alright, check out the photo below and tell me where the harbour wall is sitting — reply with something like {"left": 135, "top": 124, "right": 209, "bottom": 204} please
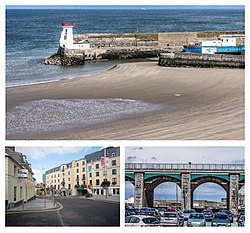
{"left": 74, "top": 31, "right": 244, "bottom": 47}
{"left": 43, "top": 31, "right": 245, "bottom": 66}
{"left": 158, "top": 52, "right": 245, "bottom": 68}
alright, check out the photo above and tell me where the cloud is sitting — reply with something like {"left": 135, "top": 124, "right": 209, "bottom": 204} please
{"left": 17, "top": 147, "right": 88, "bottom": 161}
{"left": 32, "top": 168, "right": 43, "bottom": 184}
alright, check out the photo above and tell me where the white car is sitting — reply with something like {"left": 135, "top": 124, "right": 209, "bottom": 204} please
{"left": 125, "top": 215, "right": 161, "bottom": 227}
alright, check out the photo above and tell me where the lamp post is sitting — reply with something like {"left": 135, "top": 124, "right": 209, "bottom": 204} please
{"left": 188, "top": 162, "right": 192, "bottom": 209}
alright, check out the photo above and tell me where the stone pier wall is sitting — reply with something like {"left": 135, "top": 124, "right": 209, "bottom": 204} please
{"left": 158, "top": 52, "right": 245, "bottom": 68}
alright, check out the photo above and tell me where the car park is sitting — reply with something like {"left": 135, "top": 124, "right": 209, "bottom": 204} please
{"left": 125, "top": 215, "right": 161, "bottom": 227}
{"left": 211, "top": 213, "right": 231, "bottom": 227}
{"left": 182, "top": 209, "right": 196, "bottom": 220}
{"left": 187, "top": 213, "right": 206, "bottom": 227}
{"left": 160, "top": 211, "right": 184, "bottom": 226}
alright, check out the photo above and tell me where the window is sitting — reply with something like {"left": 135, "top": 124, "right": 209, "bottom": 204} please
{"left": 96, "top": 179, "right": 100, "bottom": 185}
{"left": 58, "top": 174, "right": 59, "bottom": 177}
{"left": 68, "top": 178, "right": 70, "bottom": 181}
{"left": 14, "top": 187, "right": 17, "bottom": 202}
{"left": 82, "top": 167, "right": 85, "bottom": 172}
{"left": 82, "top": 161, "right": 85, "bottom": 165}
{"left": 20, "top": 187, "right": 22, "bottom": 199}
{"left": 89, "top": 173, "right": 92, "bottom": 178}
{"left": 96, "top": 164, "right": 99, "bottom": 169}
{"left": 96, "top": 171, "right": 99, "bottom": 177}
{"left": 58, "top": 179, "right": 60, "bottom": 182}
{"left": 89, "top": 180, "right": 92, "bottom": 185}
{"left": 68, "top": 171, "right": 70, "bottom": 175}
{"left": 76, "top": 163, "right": 79, "bottom": 167}
{"left": 112, "top": 169, "right": 117, "bottom": 175}
{"left": 76, "top": 169, "right": 79, "bottom": 173}
{"left": 14, "top": 165, "right": 17, "bottom": 176}
{"left": 112, "top": 178, "right": 117, "bottom": 184}
{"left": 112, "top": 160, "right": 116, "bottom": 166}
{"left": 82, "top": 174, "right": 85, "bottom": 180}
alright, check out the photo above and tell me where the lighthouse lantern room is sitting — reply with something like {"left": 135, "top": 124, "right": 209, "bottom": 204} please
{"left": 60, "top": 22, "right": 75, "bottom": 49}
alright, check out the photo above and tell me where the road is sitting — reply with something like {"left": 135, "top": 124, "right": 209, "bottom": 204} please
{"left": 6, "top": 197, "right": 120, "bottom": 226}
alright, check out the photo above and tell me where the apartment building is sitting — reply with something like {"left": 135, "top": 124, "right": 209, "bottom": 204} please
{"left": 45, "top": 147, "right": 120, "bottom": 199}
{"left": 5, "top": 147, "right": 36, "bottom": 209}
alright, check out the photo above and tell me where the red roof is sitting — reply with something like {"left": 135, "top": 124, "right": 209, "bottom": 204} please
{"left": 62, "top": 22, "right": 75, "bottom": 27}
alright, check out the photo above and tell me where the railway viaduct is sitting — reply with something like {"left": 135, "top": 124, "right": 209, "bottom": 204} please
{"left": 125, "top": 163, "right": 245, "bottom": 215}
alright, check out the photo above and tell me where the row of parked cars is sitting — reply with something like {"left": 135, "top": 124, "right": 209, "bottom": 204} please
{"left": 125, "top": 207, "right": 245, "bottom": 227}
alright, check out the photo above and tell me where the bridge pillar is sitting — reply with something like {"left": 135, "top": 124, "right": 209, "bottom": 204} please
{"left": 229, "top": 174, "right": 239, "bottom": 215}
{"left": 181, "top": 173, "right": 191, "bottom": 210}
{"left": 134, "top": 172, "right": 144, "bottom": 209}
{"left": 144, "top": 188, "right": 154, "bottom": 207}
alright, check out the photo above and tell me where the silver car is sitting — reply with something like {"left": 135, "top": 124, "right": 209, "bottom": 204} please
{"left": 160, "top": 211, "right": 184, "bottom": 226}
{"left": 125, "top": 215, "right": 161, "bottom": 227}
{"left": 187, "top": 213, "right": 206, "bottom": 227}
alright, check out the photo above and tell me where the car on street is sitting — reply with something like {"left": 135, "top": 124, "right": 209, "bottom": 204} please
{"left": 187, "top": 213, "right": 206, "bottom": 227}
{"left": 125, "top": 215, "right": 161, "bottom": 227}
{"left": 160, "top": 211, "right": 184, "bottom": 226}
{"left": 202, "top": 209, "right": 214, "bottom": 221}
{"left": 182, "top": 209, "right": 196, "bottom": 220}
{"left": 218, "top": 209, "right": 233, "bottom": 222}
{"left": 238, "top": 214, "right": 245, "bottom": 227}
{"left": 211, "top": 213, "right": 231, "bottom": 227}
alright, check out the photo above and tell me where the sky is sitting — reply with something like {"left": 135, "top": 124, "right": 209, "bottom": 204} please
{"left": 16, "top": 146, "right": 103, "bottom": 183}
{"left": 125, "top": 146, "right": 245, "bottom": 202}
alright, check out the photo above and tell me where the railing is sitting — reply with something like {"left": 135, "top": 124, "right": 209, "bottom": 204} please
{"left": 125, "top": 163, "right": 244, "bottom": 171}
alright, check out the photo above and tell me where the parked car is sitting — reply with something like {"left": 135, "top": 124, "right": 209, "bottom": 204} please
{"left": 218, "top": 210, "right": 233, "bottom": 222}
{"left": 182, "top": 209, "right": 196, "bottom": 220}
{"left": 160, "top": 211, "right": 184, "bottom": 226}
{"left": 202, "top": 209, "right": 214, "bottom": 221}
{"left": 211, "top": 213, "right": 231, "bottom": 227}
{"left": 125, "top": 215, "right": 161, "bottom": 227}
{"left": 187, "top": 213, "right": 206, "bottom": 227}
{"left": 237, "top": 211, "right": 245, "bottom": 222}
{"left": 238, "top": 214, "right": 245, "bottom": 227}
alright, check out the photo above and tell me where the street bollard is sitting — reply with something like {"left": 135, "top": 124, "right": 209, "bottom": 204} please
{"left": 22, "top": 199, "right": 24, "bottom": 210}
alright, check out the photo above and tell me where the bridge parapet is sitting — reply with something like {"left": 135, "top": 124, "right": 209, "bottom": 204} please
{"left": 125, "top": 163, "right": 244, "bottom": 173}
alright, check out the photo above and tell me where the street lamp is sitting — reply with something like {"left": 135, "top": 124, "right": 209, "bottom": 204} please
{"left": 188, "top": 162, "right": 192, "bottom": 209}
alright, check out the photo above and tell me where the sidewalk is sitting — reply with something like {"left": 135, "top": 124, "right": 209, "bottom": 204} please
{"left": 6, "top": 196, "right": 60, "bottom": 213}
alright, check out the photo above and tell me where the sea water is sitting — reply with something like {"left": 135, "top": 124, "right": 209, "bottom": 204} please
{"left": 6, "top": 6, "right": 245, "bottom": 87}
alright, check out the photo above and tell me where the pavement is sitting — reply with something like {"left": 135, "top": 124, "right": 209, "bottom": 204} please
{"left": 6, "top": 196, "right": 61, "bottom": 213}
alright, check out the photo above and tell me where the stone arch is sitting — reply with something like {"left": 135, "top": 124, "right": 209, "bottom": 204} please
{"left": 144, "top": 175, "right": 181, "bottom": 207}
{"left": 190, "top": 176, "right": 229, "bottom": 209}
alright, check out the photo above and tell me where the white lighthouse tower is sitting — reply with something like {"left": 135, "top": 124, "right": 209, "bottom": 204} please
{"left": 60, "top": 22, "right": 75, "bottom": 49}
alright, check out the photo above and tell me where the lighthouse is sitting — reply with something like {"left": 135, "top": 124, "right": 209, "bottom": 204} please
{"left": 59, "top": 22, "right": 75, "bottom": 49}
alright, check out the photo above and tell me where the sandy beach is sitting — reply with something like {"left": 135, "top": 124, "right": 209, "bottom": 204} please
{"left": 6, "top": 61, "right": 244, "bottom": 140}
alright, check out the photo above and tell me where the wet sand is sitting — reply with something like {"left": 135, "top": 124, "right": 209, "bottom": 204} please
{"left": 6, "top": 61, "right": 244, "bottom": 140}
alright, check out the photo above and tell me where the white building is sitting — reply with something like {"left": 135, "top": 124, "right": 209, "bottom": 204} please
{"left": 59, "top": 22, "right": 90, "bottom": 50}
{"left": 5, "top": 147, "right": 36, "bottom": 210}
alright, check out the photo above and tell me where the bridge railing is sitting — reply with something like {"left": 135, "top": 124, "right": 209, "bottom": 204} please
{"left": 125, "top": 163, "right": 245, "bottom": 171}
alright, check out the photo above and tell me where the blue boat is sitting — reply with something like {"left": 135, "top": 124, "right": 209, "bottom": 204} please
{"left": 183, "top": 37, "right": 245, "bottom": 54}
{"left": 183, "top": 45, "right": 245, "bottom": 54}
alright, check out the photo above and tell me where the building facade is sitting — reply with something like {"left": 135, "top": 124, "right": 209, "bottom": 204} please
{"left": 45, "top": 147, "right": 120, "bottom": 199}
{"left": 5, "top": 147, "right": 36, "bottom": 209}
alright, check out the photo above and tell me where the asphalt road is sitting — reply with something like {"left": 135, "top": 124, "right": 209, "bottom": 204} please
{"left": 6, "top": 197, "right": 120, "bottom": 226}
